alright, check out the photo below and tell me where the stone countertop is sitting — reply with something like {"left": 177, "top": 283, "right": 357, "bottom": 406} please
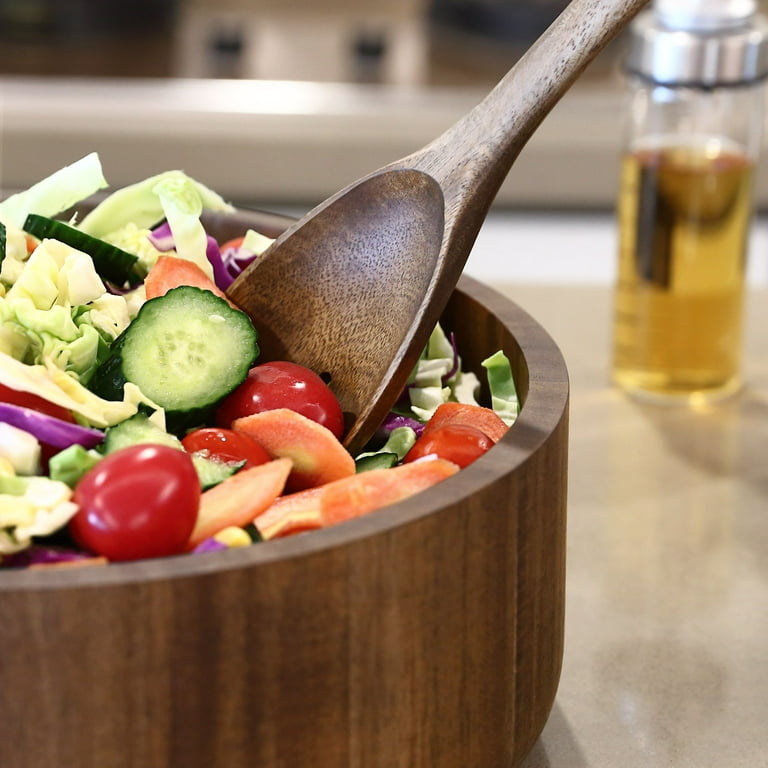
{"left": 503, "top": 282, "right": 768, "bottom": 767}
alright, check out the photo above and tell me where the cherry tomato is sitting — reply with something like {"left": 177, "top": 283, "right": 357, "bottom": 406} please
{"left": 181, "top": 427, "right": 271, "bottom": 469}
{"left": 216, "top": 361, "right": 345, "bottom": 439}
{"left": 0, "top": 383, "right": 74, "bottom": 422}
{"left": 403, "top": 423, "right": 494, "bottom": 468}
{"left": 70, "top": 444, "right": 200, "bottom": 562}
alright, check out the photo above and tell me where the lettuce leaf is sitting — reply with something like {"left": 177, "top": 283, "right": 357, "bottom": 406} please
{"left": 78, "top": 169, "right": 234, "bottom": 237}
{"left": 0, "top": 238, "right": 132, "bottom": 382}
{"left": 0, "top": 473, "right": 78, "bottom": 554}
{"left": 0, "top": 153, "right": 107, "bottom": 228}
{"left": 0, "top": 351, "right": 160, "bottom": 428}
{"left": 153, "top": 175, "right": 214, "bottom": 278}
{"left": 481, "top": 350, "right": 519, "bottom": 426}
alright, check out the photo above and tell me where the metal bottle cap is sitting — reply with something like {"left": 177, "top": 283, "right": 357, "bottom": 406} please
{"left": 656, "top": 0, "right": 756, "bottom": 32}
{"left": 626, "top": 0, "right": 768, "bottom": 86}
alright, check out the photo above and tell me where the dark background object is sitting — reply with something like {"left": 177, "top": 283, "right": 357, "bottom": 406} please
{"left": 431, "top": 0, "right": 570, "bottom": 45}
{"left": 0, "top": 0, "right": 177, "bottom": 77}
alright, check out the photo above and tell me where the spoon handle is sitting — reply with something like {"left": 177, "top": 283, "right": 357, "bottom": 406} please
{"left": 410, "top": 0, "right": 649, "bottom": 223}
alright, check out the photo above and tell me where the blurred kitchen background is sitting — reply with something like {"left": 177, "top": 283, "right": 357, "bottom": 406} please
{"left": 1, "top": 0, "right": 768, "bottom": 285}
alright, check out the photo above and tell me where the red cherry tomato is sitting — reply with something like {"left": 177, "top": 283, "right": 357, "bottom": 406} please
{"left": 70, "top": 444, "right": 200, "bottom": 562}
{"left": 403, "top": 423, "right": 494, "bottom": 468}
{"left": 216, "top": 361, "right": 344, "bottom": 439}
{"left": 181, "top": 427, "right": 271, "bottom": 469}
{"left": 0, "top": 383, "right": 74, "bottom": 422}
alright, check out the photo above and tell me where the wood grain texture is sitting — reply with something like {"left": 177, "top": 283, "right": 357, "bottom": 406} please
{"left": 0, "top": 210, "right": 569, "bottom": 768}
{"left": 226, "top": 0, "right": 647, "bottom": 454}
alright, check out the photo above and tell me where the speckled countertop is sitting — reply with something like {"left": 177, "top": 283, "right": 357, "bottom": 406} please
{"left": 505, "top": 282, "right": 768, "bottom": 767}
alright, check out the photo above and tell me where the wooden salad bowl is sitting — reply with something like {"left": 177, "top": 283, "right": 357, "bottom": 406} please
{"left": 0, "top": 209, "right": 569, "bottom": 768}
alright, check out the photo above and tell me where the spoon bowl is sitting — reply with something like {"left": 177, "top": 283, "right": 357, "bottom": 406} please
{"left": 228, "top": 0, "right": 651, "bottom": 452}
{"left": 230, "top": 169, "right": 445, "bottom": 438}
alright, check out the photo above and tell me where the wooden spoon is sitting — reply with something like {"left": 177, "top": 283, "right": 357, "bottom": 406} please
{"left": 227, "top": 0, "right": 649, "bottom": 454}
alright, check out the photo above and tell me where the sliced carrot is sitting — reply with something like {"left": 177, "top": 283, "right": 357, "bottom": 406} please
{"left": 220, "top": 236, "right": 245, "bottom": 253}
{"left": 254, "top": 456, "right": 458, "bottom": 539}
{"left": 144, "top": 254, "right": 239, "bottom": 309}
{"left": 187, "top": 457, "right": 292, "bottom": 549}
{"left": 253, "top": 487, "right": 324, "bottom": 540}
{"left": 423, "top": 402, "right": 509, "bottom": 443}
{"left": 232, "top": 408, "right": 355, "bottom": 493}
{"left": 25, "top": 234, "right": 40, "bottom": 254}
{"left": 319, "top": 456, "right": 459, "bottom": 527}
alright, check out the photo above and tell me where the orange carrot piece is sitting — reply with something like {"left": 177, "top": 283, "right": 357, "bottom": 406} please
{"left": 423, "top": 402, "right": 509, "bottom": 443}
{"left": 187, "top": 457, "right": 292, "bottom": 548}
{"left": 253, "top": 487, "right": 324, "bottom": 540}
{"left": 144, "top": 254, "right": 239, "bottom": 309}
{"left": 232, "top": 408, "right": 355, "bottom": 493}
{"left": 319, "top": 457, "right": 459, "bottom": 526}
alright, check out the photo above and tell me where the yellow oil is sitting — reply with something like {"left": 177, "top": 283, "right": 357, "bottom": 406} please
{"left": 611, "top": 143, "right": 754, "bottom": 401}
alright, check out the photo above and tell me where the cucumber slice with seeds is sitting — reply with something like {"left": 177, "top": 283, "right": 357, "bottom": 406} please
{"left": 90, "top": 286, "right": 259, "bottom": 431}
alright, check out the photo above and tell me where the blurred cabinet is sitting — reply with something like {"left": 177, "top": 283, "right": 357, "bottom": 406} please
{"left": 173, "top": 0, "right": 431, "bottom": 83}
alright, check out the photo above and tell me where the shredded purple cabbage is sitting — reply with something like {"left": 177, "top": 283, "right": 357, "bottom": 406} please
{"left": 148, "top": 222, "right": 237, "bottom": 292}
{"left": 0, "top": 402, "right": 104, "bottom": 449}
{"left": 206, "top": 237, "right": 232, "bottom": 290}
{"left": 147, "top": 221, "right": 175, "bottom": 252}
{"left": 192, "top": 537, "right": 229, "bottom": 554}
{"left": 1, "top": 544, "right": 95, "bottom": 568}
{"left": 380, "top": 412, "right": 426, "bottom": 437}
{"left": 221, "top": 244, "right": 258, "bottom": 283}
{"left": 104, "top": 281, "right": 138, "bottom": 296}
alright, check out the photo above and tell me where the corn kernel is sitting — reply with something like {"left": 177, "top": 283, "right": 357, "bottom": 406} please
{"left": 213, "top": 526, "right": 252, "bottom": 548}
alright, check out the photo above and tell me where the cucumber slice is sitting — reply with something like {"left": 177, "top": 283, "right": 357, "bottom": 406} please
{"left": 91, "top": 286, "right": 259, "bottom": 432}
{"left": 23, "top": 213, "right": 142, "bottom": 286}
{"left": 104, "top": 412, "right": 181, "bottom": 454}
{"left": 191, "top": 454, "right": 242, "bottom": 491}
{"left": 355, "top": 452, "right": 398, "bottom": 472}
{"left": 104, "top": 413, "right": 242, "bottom": 490}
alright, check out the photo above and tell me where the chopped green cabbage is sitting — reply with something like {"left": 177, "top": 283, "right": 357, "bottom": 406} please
{"left": 0, "top": 473, "right": 78, "bottom": 554}
{"left": 79, "top": 169, "right": 234, "bottom": 236}
{"left": 47, "top": 444, "right": 102, "bottom": 487}
{"left": 0, "top": 152, "right": 107, "bottom": 228}
{"left": 356, "top": 426, "right": 417, "bottom": 464}
{"left": 0, "top": 422, "right": 41, "bottom": 475}
{"left": 481, "top": 350, "right": 519, "bottom": 426}
{"left": 0, "top": 238, "right": 133, "bottom": 383}
{"left": 0, "top": 220, "right": 35, "bottom": 286}
{"left": 241, "top": 228, "right": 276, "bottom": 255}
{"left": 405, "top": 324, "right": 517, "bottom": 427}
{"left": 408, "top": 323, "right": 479, "bottom": 421}
{"left": 0, "top": 351, "right": 162, "bottom": 428}
{"left": 153, "top": 175, "right": 213, "bottom": 278}
{"left": 103, "top": 222, "right": 169, "bottom": 276}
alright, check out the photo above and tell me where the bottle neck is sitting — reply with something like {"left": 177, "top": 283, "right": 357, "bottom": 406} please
{"left": 625, "top": 8, "right": 768, "bottom": 87}
{"left": 654, "top": 0, "right": 757, "bottom": 33}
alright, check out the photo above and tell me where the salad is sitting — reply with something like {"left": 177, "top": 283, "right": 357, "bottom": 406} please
{"left": 0, "top": 153, "right": 519, "bottom": 568}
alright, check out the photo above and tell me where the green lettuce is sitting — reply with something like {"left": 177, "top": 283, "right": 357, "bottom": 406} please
{"left": 0, "top": 238, "right": 132, "bottom": 383}
{"left": 0, "top": 473, "right": 78, "bottom": 554}
{"left": 407, "top": 323, "right": 481, "bottom": 421}
{"left": 0, "top": 351, "right": 161, "bottom": 429}
{"left": 153, "top": 175, "right": 214, "bottom": 278}
{"left": 481, "top": 350, "right": 519, "bottom": 426}
{"left": 0, "top": 152, "right": 107, "bottom": 228}
{"left": 78, "top": 169, "right": 235, "bottom": 280}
